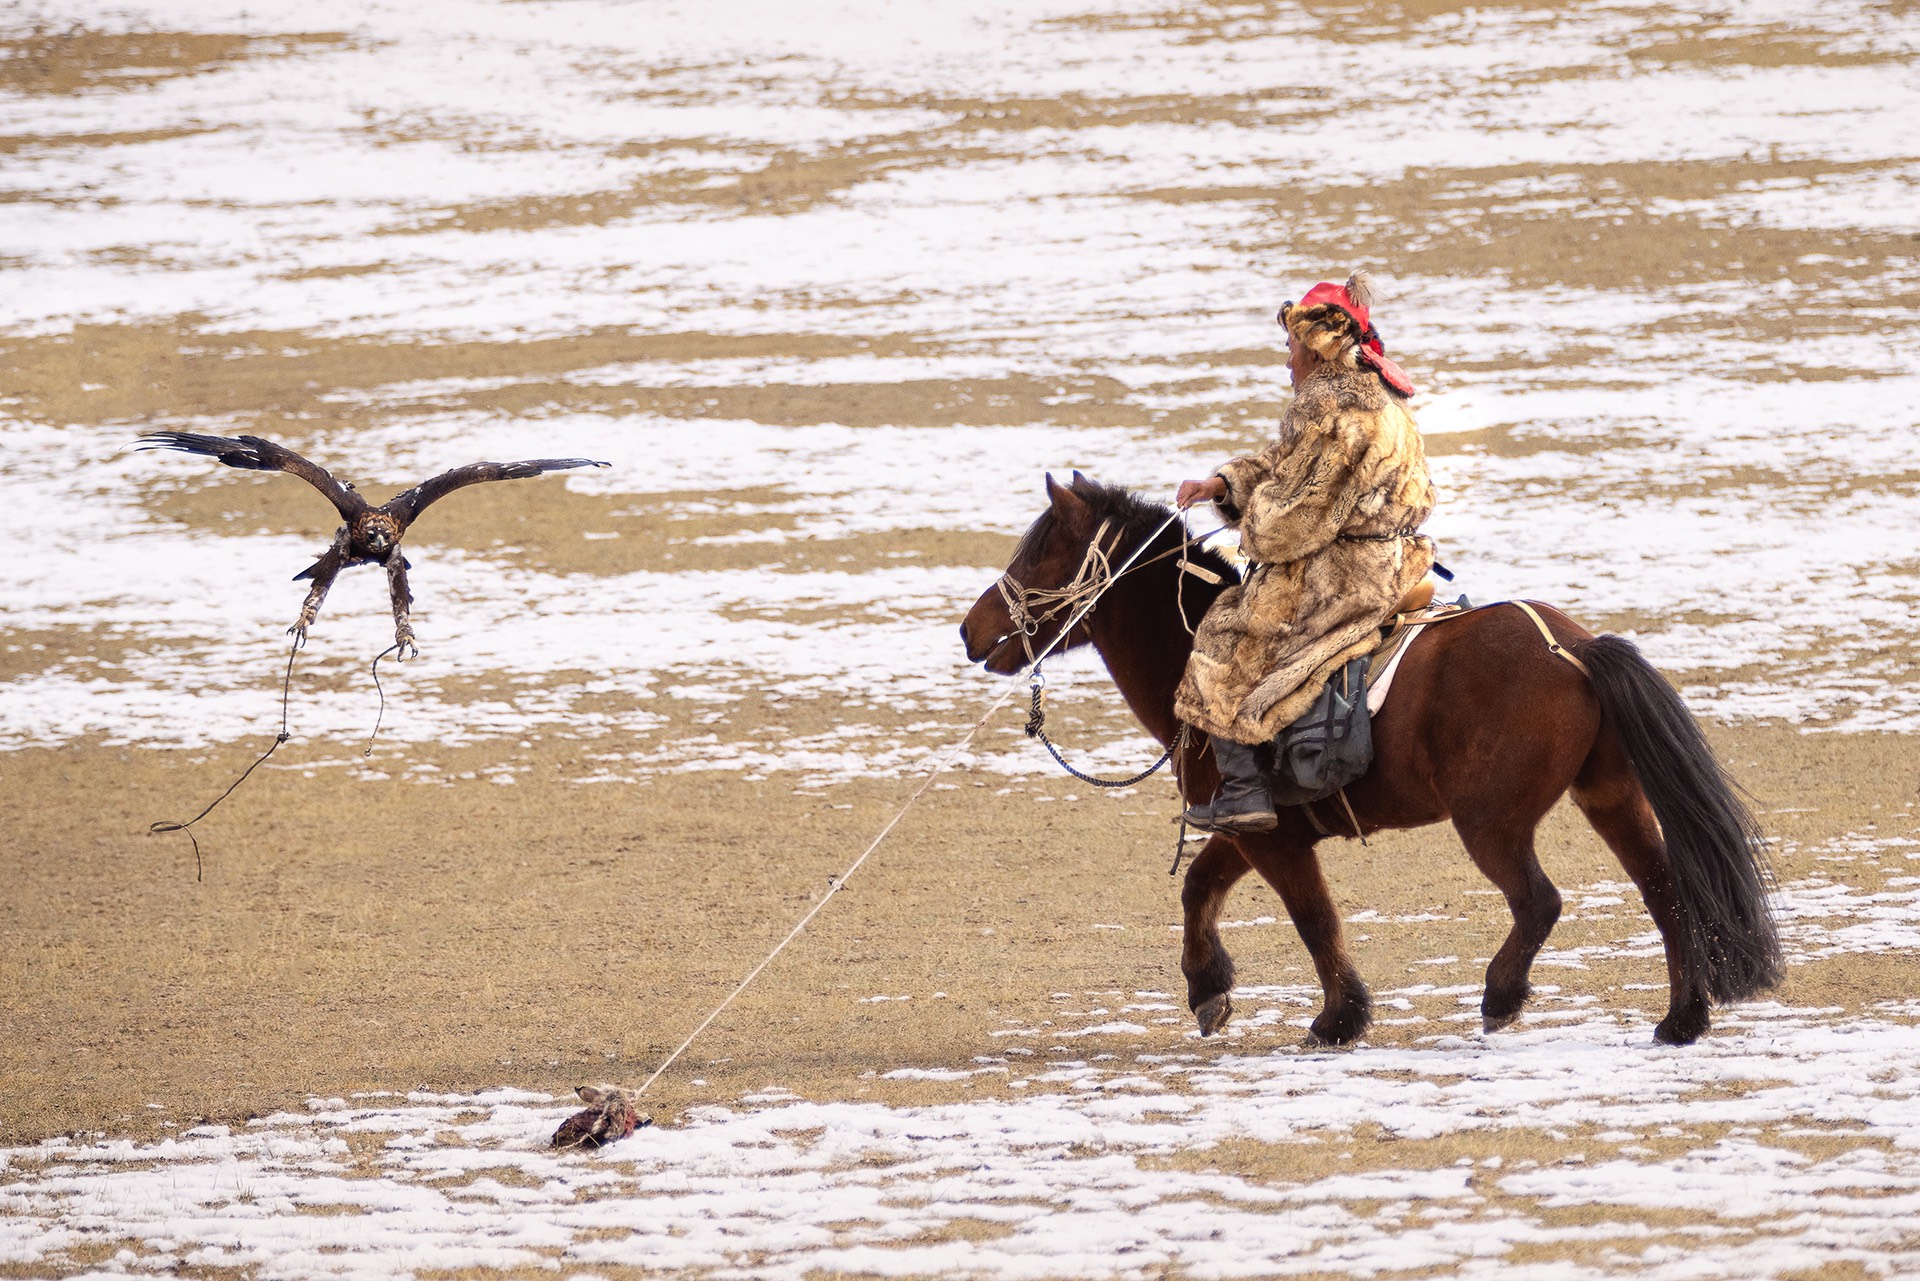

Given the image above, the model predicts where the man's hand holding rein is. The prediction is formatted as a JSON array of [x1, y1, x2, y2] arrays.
[[1176, 477, 1227, 510]]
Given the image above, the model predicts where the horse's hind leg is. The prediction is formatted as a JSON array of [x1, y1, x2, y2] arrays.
[[1235, 829, 1372, 1046], [1452, 817, 1563, 1032], [1571, 731, 1710, 1044], [1181, 835, 1251, 1036]]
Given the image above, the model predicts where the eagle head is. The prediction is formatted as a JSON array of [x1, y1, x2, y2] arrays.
[[359, 513, 401, 555]]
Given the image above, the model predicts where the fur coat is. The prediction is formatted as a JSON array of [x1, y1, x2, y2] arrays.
[[1174, 364, 1436, 743]]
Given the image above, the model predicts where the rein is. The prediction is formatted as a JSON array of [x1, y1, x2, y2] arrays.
[[997, 512, 1224, 789], [1024, 670, 1175, 788]]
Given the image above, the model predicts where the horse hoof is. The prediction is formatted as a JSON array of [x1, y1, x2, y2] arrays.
[[1306, 1007, 1369, 1047], [1481, 983, 1530, 1032], [1654, 1006, 1709, 1045], [1195, 994, 1233, 1036]]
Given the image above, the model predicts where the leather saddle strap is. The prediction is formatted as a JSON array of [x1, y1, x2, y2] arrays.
[[1508, 600, 1592, 679], [1386, 599, 1591, 680], [1303, 598, 1589, 842], [1299, 788, 1368, 845], [1333, 786, 1368, 846]]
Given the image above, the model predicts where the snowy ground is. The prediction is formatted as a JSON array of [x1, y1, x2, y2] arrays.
[[8, 823, 1920, 1279], [2, 0, 1918, 768], [10, 998, 1920, 1279]]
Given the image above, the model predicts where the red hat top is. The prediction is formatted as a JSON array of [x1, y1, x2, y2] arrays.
[[1297, 278, 1372, 333], [1282, 272, 1417, 397]]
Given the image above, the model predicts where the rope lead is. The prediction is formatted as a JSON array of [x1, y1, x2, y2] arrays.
[[629, 507, 1187, 1101]]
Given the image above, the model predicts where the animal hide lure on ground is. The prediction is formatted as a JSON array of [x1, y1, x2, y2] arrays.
[[1175, 365, 1435, 743], [551, 1085, 650, 1149]]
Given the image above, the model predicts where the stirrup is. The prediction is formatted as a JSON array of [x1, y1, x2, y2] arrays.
[[1182, 801, 1278, 835]]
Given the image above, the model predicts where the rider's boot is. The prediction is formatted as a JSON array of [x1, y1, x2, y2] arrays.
[[1183, 734, 1278, 834]]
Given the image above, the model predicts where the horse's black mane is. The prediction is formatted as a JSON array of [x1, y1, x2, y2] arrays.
[[1015, 478, 1238, 585]]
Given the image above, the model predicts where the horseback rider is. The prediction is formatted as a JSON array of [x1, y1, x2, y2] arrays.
[[1173, 272, 1437, 833]]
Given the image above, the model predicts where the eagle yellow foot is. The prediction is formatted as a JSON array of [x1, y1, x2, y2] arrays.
[[392, 626, 419, 661], [286, 620, 312, 651]]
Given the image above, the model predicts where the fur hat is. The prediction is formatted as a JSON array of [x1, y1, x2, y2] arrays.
[[1278, 271, 1417, 396]]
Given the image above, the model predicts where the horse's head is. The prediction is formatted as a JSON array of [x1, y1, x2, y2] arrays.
[[960, 471, 1127, 674]]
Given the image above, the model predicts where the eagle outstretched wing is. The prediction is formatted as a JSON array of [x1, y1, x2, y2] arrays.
[[138, 431, 368, 520], [383, 458, 610, 529]]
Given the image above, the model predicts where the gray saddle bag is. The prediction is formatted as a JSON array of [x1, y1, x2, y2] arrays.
[[1262, 655, 1374, 807]]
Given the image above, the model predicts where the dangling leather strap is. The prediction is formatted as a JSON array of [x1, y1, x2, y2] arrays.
[[1333, 787, 1368, 847], [1508, 600, 1591, 679], [1298, 789, 1368, 845], [1179, 560, 1225, 585]]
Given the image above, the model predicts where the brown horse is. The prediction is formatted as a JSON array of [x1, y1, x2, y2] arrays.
[[960, 474, 1781, 1046]]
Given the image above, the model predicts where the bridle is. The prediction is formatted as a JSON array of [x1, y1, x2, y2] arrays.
[[992, 518, 1117, 668], [989, 512, 1228, 809], [992, 514, 1227, 666], [985, 505, 1242, 871]]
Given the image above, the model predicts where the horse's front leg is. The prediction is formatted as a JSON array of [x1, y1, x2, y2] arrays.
[[1181, 835, 1251, 1035], [1235, 827, 1372, 1046]]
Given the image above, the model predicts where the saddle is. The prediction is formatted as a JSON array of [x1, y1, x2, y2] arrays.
[[1256, 589, 1589, 839], [1260, 578, 1465, 808]]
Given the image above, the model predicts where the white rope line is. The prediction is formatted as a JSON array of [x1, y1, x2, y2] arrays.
[[633, 508, 1184, 1098]]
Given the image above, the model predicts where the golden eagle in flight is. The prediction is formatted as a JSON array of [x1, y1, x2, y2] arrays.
[[139, 431, 609, 657]]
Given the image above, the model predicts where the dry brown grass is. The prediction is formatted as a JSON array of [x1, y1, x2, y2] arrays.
[[0, 29, 347, 95], [2, 720, 1914, 1145]]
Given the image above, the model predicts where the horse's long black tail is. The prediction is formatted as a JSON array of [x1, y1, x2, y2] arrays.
[[1575, 634, 1783, 1004]]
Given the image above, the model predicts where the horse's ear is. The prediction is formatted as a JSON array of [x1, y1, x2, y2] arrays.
[[1045, 472, 1089, 518], [1069, 469, 1097, 495]]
